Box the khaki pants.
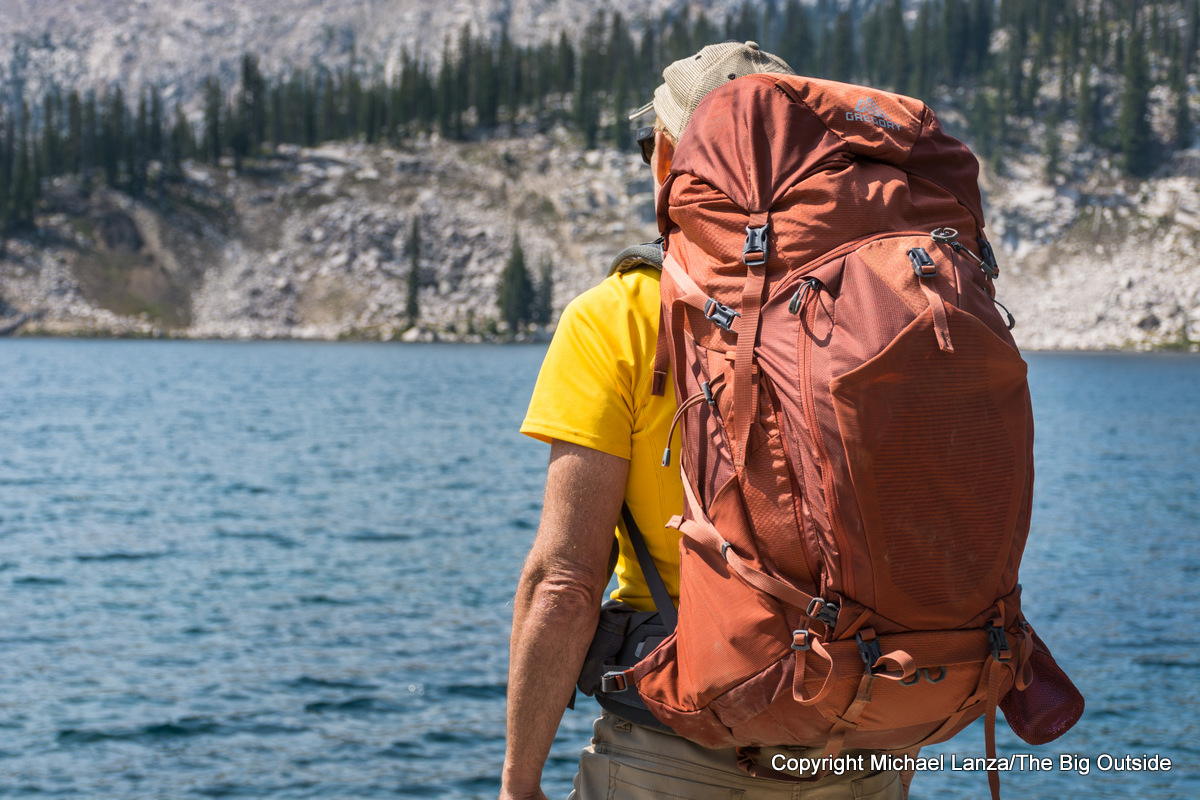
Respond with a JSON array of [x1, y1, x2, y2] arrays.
[[567, 713, 908, 800]]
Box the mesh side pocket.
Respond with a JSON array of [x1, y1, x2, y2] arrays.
[[1000, 630, 1085, 745]]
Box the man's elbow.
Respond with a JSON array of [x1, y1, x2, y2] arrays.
[[519, 565, 607, 621]]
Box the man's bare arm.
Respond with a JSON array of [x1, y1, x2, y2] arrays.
[[500, 440, 629, 800]]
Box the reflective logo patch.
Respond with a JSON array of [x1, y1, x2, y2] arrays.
[[846, 97, 900, 131]]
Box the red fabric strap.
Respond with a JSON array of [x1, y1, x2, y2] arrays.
[[918, 279, 954, 353], [731, 211, 769, 467], [661, 251, 719, 317], [652, 305, 669, 397]]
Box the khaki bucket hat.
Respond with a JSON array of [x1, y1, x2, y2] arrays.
[[629, 41, 795, 140]]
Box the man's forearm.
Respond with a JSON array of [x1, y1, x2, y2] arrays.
[[502, 569, 604, 796], [501, 441, 629, 800]]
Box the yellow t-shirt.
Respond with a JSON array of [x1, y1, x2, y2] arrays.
[[520, 265, 682, 611]]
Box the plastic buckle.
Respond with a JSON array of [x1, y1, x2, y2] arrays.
[[703, 298, 741, 331], [907, 247, 937, 278], [743, 223, 769, 266], [857, 632, 883, 675], [979, 239, 1000, 279], [600, 671, 629, 693], [791, 630, 812, 652], [806, 597, 840, 629], [987, 623, 1011, 663]]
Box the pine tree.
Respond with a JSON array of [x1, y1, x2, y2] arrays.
[[832, 10, 855, 83], [1077, 56, 1098, 147], [131, 91, 149, 196], [100, 87, 125, 186], [66, 90, 83, 176], [1171, 36, 1193, 149], [533, 255, 554, 326], [239, 54, 267, 156], [498, 234, 534, 333], [203, 76, 223, 163], [406, 217, 420, 326], [169, 103, 193, 176], [1118, 21, 1155, 177], [882, 0, 910, 93], [1044, 109, 1061, 182], [780, 0, 814, 77]]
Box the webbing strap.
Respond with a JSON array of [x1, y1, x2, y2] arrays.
[[672, 473, 822, 615], [731, 211, 769, 467], [620, 504, 677, 631], [917, 279, 954, 353], [652, 305, 669, 397], [985, 659, 1006, 800], [673, 516, 820, 614], [661, 252, 721, 318], [792, 635, 838, 706]]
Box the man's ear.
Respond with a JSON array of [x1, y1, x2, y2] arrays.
[[653, 130, 675, 186]]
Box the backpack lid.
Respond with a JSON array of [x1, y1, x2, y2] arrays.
[[657, 74, 985, 236]]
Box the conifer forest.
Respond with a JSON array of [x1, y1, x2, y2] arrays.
[[0, 0, 1196, 243]]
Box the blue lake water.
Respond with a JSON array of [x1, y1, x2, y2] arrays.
[[0, 341, 1196, 799]]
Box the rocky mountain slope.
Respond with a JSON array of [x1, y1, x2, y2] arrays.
[[2, 130, 1198, 351], [1, 0, 1197, 351], [0, 0, 739, 108], [0, 129, 656, 342]]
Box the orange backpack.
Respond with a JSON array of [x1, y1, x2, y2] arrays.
[[606, 74, 1083, 798]]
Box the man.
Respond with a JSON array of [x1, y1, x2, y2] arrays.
[[501, 42, 908, 800]]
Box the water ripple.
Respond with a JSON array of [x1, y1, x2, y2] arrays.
[[0, 343, 1194, 799]]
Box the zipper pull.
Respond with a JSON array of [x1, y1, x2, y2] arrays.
[[788, 278, 820, 315]]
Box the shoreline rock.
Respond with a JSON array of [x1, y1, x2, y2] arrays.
[[2, 136, 1198, 353]]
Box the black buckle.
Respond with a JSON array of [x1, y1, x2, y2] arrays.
[[600, 671, 629, 693], [987, 623, 1011, 663], [857, 632, 883, 675], [979, 239, 999, 279], [805, 597, 840, 629], [743, 223, 769, 266], [791, 630, 812, 652], [703, 298, 741, 331], [907, 247, 936, 278]]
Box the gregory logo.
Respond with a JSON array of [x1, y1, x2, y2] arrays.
[[847, 97, 900, 131]]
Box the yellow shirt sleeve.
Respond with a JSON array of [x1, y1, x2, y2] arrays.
[[520, 276, 640, 459], [520, 266, 683, 611]]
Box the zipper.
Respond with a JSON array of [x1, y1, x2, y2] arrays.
[[799, 281, 855, 602], [769, 229, 951, 307], [788, 278, 820, 315]]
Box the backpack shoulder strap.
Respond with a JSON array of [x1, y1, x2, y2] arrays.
[[607, 238, 670, 396], [607, 239, 664, 277], [620, 503, 677, 631]]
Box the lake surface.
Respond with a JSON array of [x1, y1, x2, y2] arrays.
[[0, 341, 1196, 799]]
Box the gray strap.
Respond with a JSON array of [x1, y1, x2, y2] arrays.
[[607, 239, 664, 276], [620, 503, 678, 631]]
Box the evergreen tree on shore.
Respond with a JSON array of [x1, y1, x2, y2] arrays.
[[406, 218, 421, 327], [533, 255, 554, 327], [498, 234, 533, 333]]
